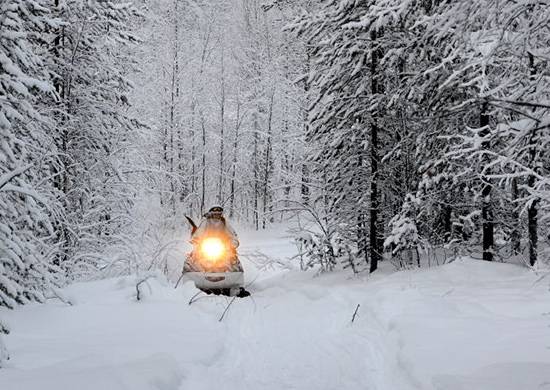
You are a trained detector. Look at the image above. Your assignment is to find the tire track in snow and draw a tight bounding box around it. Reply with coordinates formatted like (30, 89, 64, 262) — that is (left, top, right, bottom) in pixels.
(179, 270, 392, 390)
(178, 236, 423, 390)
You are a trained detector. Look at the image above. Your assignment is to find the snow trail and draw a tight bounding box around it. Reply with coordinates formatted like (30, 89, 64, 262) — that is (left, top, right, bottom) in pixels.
(1, 227, 549, 390)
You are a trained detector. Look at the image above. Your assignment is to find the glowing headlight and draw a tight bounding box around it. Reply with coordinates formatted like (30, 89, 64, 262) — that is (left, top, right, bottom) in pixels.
(200, 237, 225, 261)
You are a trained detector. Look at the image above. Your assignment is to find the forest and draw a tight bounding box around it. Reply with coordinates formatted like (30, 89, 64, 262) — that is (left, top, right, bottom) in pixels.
(1, 0, 549, 389)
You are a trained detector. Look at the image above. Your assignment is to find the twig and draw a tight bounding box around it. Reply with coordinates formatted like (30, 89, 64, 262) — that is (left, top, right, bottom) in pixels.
(351, 304, 361, 323)
(241, 250, 290, 271)
(49, 288, 74, 306)
(219, 296, 237, 322)
(174, 272, 185, 289)
(244, 274, 260, 290)
(188, 291, 203, 305)
(531, 272, 550, 287)
(136, 276, 154, 301)
(0, 164, 33, 191)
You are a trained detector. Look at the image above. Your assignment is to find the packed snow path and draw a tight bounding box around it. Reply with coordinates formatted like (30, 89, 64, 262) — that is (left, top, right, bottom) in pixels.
(1, 227, 549, 390)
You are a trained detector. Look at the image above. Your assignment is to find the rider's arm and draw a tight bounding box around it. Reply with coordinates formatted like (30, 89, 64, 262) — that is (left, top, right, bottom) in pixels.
(226, 223, 239, 248)
(191, 221, 206, 244)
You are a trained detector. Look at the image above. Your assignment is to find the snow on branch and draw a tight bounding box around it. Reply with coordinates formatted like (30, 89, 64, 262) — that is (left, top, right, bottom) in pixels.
(0, 164, 33, 191)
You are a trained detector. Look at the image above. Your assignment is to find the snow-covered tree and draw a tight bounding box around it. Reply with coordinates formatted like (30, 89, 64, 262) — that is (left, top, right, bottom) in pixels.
(291, 0, 550, 270)
(127, 0, 310, 231)
(384, 194, 421, 268)
(1, 0, 61, 308)
(48, 0, 144, 275)
(291, 0, 406, 273)
(413, 0, 550, 265)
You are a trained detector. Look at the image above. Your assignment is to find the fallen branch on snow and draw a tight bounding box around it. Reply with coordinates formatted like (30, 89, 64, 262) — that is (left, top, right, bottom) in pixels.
(351, 304, 360, 323)
(46, 288, 74, 306)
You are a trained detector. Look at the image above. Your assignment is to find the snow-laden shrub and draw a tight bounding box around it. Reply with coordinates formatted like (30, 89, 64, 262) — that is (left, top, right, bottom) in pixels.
(384, 194, 421, 268)
(97, 195, 189, 281)
(296, 231, 338, 272)
(296, 228, 362, 273)
(294, 210, 357, 274)
(290, 197, 366, 273)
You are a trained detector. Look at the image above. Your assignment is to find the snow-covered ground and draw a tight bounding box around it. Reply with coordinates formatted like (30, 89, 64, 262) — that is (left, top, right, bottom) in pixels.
(1, 226, 549, 390)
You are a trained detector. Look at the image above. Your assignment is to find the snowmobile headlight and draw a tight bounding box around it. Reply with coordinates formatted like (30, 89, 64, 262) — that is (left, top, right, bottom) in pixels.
(200, 237, 225, 261)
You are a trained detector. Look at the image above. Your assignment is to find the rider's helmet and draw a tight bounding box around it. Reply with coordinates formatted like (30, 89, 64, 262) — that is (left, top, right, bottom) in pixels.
(205, 206, 224, 221)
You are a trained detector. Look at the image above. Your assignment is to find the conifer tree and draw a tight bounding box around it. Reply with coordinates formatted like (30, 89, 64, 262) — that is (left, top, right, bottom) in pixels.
(1, 0, 60, 308)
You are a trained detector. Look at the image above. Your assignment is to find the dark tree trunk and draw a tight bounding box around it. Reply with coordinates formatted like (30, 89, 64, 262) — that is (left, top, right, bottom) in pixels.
(369, 29, 382, 273)
(369, 129, 380, 273)
(527, 179, 538, 267)
(357, 213, 369, 266)
(526, 52, 538, 267)
(355, 137, 369, 266)
(510, 178, 521, 255)
(52, 0, 69, 265)
(480, 103, 493, 261)
(481, 185, 494, 262)
(443, 205, 452, 243)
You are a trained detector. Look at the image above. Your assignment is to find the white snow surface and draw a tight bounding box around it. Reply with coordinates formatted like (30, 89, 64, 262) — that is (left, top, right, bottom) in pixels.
(1, 226, 550, 390)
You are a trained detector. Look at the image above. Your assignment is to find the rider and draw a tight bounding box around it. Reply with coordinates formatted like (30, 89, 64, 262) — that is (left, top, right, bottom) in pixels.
(191, 206, 239, 250)
(189, 206, 241, 271)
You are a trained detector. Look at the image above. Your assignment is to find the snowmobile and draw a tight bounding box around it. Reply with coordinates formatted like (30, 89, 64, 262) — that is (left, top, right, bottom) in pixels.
(181, 216, 249, 297)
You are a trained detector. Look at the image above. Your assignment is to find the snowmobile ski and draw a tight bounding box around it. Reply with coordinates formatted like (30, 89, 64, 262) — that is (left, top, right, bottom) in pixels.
(188, 287, 250, 305)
